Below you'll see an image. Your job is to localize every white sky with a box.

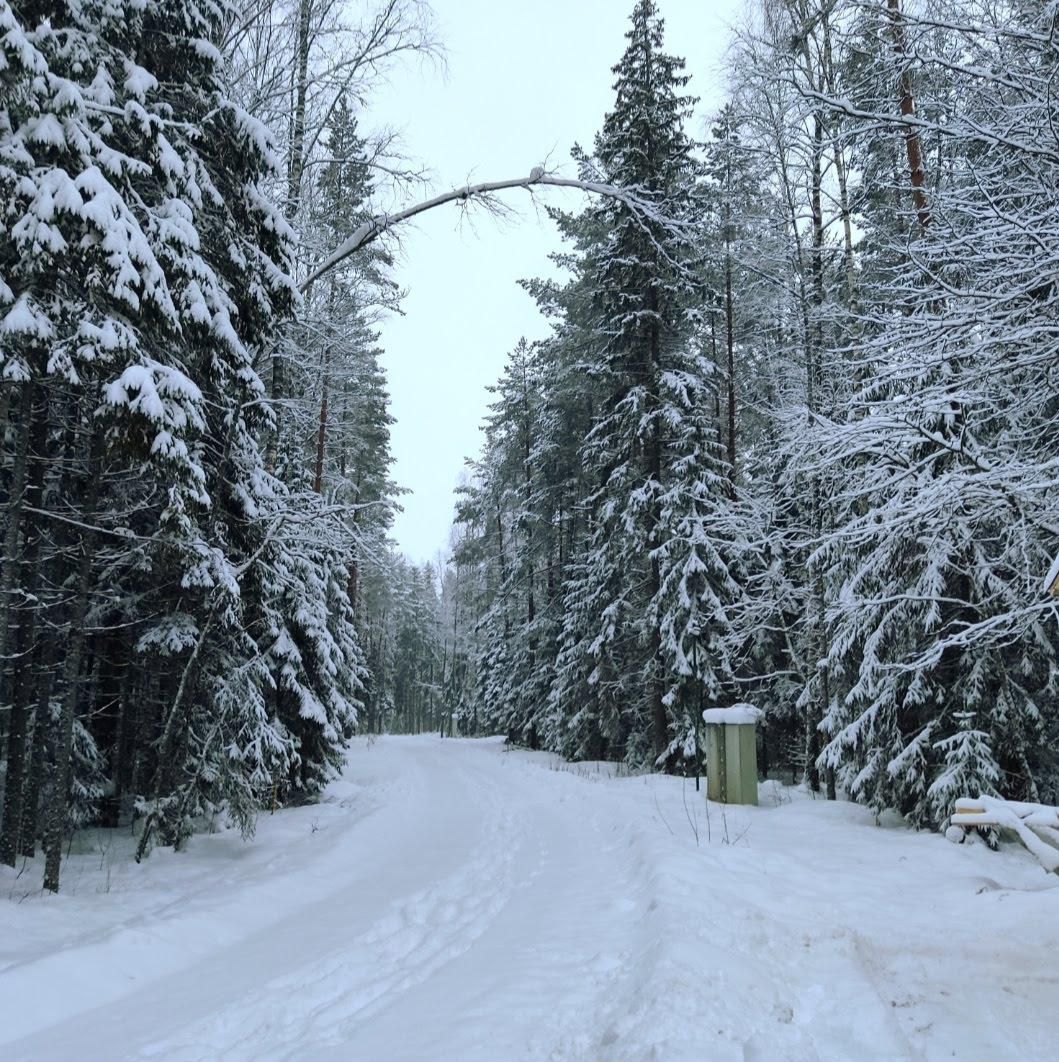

[371,0,744,563]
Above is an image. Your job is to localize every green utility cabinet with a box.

[702,705,762,805]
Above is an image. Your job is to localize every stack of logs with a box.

[951,796,1059,875]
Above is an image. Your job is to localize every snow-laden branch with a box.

[300,168,678,291]
[799,86,1059,165]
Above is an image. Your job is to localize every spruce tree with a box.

[551,0,733,763]
[0,0,379,884]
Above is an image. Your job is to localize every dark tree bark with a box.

[0,380,48,866]
[43,439,102,893]
[0,398,32,691]
[18,647,54,859]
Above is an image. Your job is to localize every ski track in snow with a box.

[2,736,1057,1061]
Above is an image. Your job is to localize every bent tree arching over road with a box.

[300,168,690,290]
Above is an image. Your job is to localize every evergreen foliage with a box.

[4,0,1059,897]
[449,0,1059,831]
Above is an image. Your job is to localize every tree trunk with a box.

[0,400,32,692]
[135,604,218,863]
[313,360,329,494]
[804,110,827,795]
[648,309,667,763]
[103,656,136,829]
[522,363,536,672]
[725,246,737,482]
[818,0,857,309]
[0,622,35,866]
[267,0,313,434]
[287,0,313,222]
[887,0,931,229]
[42,441,102,893]
[18,650,54,859]
[0,381,48,865]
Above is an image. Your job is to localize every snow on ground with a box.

[1,736,1056,1061]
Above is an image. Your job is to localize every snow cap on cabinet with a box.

[702,704,763,725]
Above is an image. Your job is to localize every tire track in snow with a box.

[134,752,529,1061]
[3,740,517,1062]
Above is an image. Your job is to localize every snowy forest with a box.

[2,0,1059,905]
[452,0,1059,825]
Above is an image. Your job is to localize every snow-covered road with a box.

[2,736,1057,1061]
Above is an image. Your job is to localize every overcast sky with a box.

[371,0,744,564]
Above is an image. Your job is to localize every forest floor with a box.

[1,735,1057,1061]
